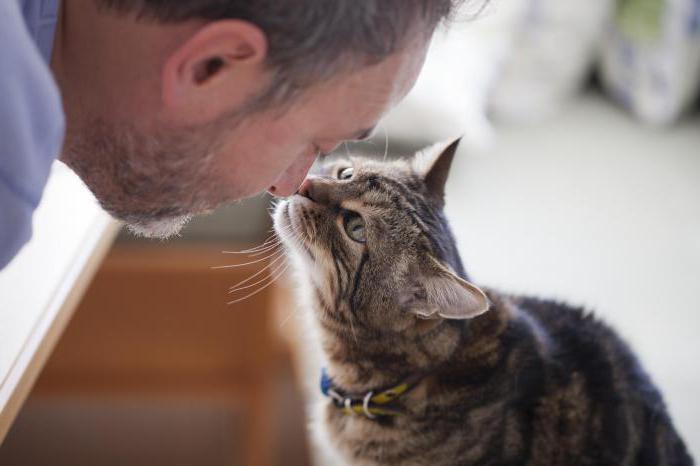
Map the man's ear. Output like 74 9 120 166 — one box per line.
409 256 490 320
162 20 268 124
412 137 462 202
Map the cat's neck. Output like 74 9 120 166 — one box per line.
318 291 514 395
320 319 460 394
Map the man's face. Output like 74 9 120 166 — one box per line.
60 36 429 238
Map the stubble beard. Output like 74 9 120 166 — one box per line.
60 118 227 239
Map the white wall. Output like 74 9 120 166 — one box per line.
444 93 700 457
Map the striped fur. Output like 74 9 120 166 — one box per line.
273 141 693 466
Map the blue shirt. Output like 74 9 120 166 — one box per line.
0 0 64 270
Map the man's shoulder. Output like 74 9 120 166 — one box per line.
0 0 64 198
0 173 36 270
0 0 64 271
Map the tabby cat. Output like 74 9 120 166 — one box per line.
272 139 693 466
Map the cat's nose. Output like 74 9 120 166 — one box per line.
296 176 331 205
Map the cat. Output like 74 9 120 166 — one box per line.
272 139 693 466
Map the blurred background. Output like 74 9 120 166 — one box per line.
1 0 698 464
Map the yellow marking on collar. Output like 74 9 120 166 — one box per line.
338 382 412 417
342 404 402 417
371 383 410 405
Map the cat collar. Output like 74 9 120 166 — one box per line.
320 368 424 419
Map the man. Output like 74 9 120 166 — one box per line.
0 0 460 270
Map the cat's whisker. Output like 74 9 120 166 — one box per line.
221 241 280 257
228 257 289 293
239 238 283 256
288 217 315 250
227 251 287 290
275 205 313 247
227 261 291 305
246 231 277 245
279 299 303 328
304 227 316 248
240 234 280 252
381 124 389 162
246 241 282 257
228 257 289 294
211 247 283 269
221 233 278 255
277 222 300 244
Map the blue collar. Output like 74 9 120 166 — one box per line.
320 368 425 419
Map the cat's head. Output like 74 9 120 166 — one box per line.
273 139 489 338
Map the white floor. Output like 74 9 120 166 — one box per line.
443 94 700 457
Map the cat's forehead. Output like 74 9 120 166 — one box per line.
320 155 415 180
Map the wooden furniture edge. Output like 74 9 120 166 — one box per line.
0 218 119 442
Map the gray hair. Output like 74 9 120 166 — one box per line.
97 0 464 110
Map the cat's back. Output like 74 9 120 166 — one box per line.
514 295 644 385
512 295 693 466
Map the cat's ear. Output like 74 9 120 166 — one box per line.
413 137 462 201
411 256 490 320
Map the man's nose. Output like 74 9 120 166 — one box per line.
297 177 314 199
267 152 317 197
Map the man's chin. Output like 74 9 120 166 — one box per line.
125 214 193 240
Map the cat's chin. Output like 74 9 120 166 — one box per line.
274 197 315 252
273 199 308 256
272 199 292 239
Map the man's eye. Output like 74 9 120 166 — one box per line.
338 167 354 180
342 211 366 243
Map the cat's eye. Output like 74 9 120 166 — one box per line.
338 167 354 180
342 211 366 243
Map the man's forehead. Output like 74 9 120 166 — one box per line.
354 47 424 93
346 39 428 110
306 37 429 137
